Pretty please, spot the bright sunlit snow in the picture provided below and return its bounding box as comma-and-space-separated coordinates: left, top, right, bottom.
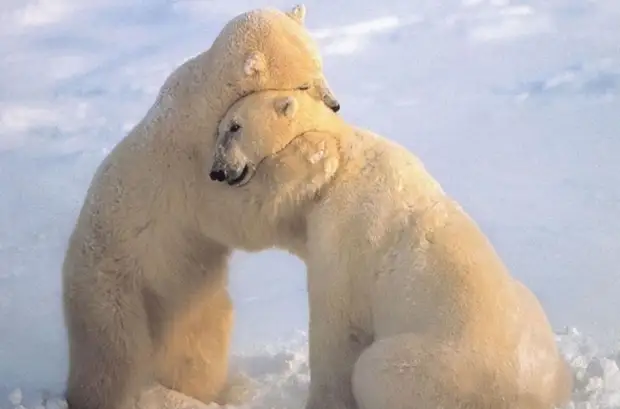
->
1, 0, 619, 408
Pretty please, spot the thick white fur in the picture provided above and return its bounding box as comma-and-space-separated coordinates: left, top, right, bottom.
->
210, 90, 573, 409
62, 6, 339, 409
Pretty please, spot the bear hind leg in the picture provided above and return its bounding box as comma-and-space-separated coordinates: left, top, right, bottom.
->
351, 334, 555, 409
156, 287, 235, 405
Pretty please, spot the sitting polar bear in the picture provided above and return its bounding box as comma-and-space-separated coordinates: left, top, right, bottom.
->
62, 5, 340, 409
208, 90, 573, 409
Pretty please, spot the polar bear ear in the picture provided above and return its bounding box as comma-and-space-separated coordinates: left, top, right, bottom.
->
274, 96, 298, 118
243, 51, 267, 77
286, 4, 306, 25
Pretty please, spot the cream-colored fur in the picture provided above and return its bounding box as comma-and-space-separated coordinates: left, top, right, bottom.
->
209, 90, 573, 409
62, 6, 340, 409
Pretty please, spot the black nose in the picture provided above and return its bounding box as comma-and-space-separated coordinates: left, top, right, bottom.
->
209, 169, 227, 182
331, 103, 340, 113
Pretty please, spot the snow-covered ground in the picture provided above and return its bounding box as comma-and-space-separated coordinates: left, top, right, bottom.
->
1, 0, 619, 407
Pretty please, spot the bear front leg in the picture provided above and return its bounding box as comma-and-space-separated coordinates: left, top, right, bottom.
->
64, 270, 154, 409
305, 265, 362, 409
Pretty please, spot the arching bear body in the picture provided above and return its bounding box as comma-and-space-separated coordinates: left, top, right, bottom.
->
209, 90, 573, 409
62, 6, 339, 409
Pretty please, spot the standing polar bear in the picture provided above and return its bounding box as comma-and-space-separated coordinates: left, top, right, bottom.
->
208, 90, 573, 409
62, 6, 340, 409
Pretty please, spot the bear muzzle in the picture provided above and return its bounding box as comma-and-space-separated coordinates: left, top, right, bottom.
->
321, 89, 340, 113
317, 78, 341, 113
327, 100, 340, 113
209, 162, 252, 187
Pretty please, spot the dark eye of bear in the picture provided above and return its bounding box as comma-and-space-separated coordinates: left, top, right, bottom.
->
298, 84, 310, 90
229, 122, 241, 132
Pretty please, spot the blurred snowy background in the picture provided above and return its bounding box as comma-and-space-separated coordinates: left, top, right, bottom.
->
0, 0, 619, 407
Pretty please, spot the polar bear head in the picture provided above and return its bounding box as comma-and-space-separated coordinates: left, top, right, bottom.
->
207, 4, 340, 113
209, 90, 342, 188
205, 89, 343, 253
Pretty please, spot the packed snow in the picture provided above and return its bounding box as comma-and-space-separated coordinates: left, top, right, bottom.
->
1, 0, 619, 408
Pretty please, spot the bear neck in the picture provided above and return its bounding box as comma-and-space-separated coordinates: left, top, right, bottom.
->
303, 125, 451, 235
101, 47, 257, 238
146, 47, 249, 153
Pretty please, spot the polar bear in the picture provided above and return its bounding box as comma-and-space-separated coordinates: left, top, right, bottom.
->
208, 90, 574, 409
62, 6, 340, 409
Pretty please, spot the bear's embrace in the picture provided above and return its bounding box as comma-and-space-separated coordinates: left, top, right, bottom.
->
208, 89, 573, 409
63, 4, 573, 409
61, 5, 339, 409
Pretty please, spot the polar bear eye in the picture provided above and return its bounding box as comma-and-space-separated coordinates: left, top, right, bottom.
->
229, 122, 241, 132
297, 84, 310, 90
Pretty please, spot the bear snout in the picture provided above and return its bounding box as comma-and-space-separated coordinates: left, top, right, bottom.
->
225, 164, 249, 186
209, 168, 228, 182
208, 163, 250, 186
323, 94, 340, 113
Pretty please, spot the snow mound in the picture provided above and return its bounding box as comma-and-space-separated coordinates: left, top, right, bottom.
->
558, 328, 620, 409
4, 329, 620, 409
